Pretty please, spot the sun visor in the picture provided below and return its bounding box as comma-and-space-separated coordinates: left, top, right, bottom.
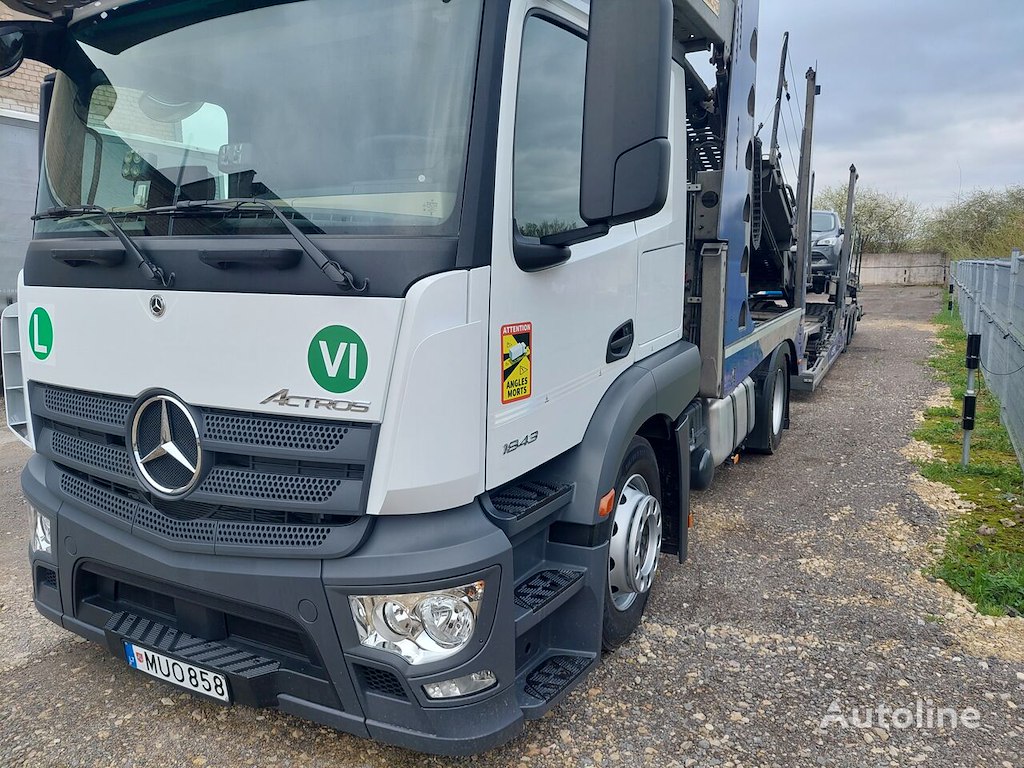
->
0, 0, 100, 20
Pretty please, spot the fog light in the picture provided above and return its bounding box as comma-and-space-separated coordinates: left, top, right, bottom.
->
29, 506, 51, 555
349, 580, 485, 665
423, 670, 497, 700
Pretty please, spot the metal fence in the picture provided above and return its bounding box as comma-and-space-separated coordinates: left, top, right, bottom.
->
954, 251, 1024, 470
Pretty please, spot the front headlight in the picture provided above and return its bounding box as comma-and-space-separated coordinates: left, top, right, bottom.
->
815, 236, 837, 247
29, 505, 51, 555
349, 580, 484, 665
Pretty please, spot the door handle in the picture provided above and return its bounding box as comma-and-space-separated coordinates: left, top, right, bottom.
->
606, 320, 634, 363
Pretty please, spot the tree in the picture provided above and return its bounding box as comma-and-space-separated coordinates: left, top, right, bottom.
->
919, 186, 1024, 260
814, 184, 923, 253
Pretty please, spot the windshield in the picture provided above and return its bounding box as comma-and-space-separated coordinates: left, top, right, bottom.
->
811, 212, 838, 234
36, 0, 483, 237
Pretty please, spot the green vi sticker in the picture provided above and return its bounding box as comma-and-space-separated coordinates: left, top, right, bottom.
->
29, 307, 53, 361
308, 325, 368, 394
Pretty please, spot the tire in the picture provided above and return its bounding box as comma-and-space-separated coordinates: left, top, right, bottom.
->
603, 436, 663, 651
747, 351, 789, 455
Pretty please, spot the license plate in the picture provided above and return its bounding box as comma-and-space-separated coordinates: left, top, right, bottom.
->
124, 642, 230, 702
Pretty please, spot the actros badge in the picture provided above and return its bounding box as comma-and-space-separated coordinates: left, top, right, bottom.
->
262, 388, 370, 413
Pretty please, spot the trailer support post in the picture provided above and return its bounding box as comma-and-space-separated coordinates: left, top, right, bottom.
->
792, 67, 817, 312
836, 164, 857, 312
768, 32, 789, 168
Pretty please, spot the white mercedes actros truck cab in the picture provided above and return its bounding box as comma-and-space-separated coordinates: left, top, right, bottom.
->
0, 0, 815, 754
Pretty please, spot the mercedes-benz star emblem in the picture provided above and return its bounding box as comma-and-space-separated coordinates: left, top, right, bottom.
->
149, 295, 165, 317
129, 394, 202, 497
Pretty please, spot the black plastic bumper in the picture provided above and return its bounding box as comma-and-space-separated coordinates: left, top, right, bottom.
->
23, 454, 524, 755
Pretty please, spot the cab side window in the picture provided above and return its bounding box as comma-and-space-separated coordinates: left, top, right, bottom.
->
513, 15, 587, 238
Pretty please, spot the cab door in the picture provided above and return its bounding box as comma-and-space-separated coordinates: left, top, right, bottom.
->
486, 1, 639, 488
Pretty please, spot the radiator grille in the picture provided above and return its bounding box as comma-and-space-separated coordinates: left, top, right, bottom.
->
43, 386, 132, 427
203, 412, 355, 452
61, 472, 139, 524
199, 468, 344, 504
58, 468, 343, 552
32, 384, 378, 548
50, 431, 135, 479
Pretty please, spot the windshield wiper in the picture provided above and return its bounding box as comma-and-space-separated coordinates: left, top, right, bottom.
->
32, 205, 174, 288
147, 198, 369, 292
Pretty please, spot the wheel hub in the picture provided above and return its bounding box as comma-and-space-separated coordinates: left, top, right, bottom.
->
772, 367, 786, 435
608, 474, 663, 611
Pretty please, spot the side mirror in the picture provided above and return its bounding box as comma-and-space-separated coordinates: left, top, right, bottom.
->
580, 0, 672, 227
0, 26, 26, 78
838, 227, 845, 236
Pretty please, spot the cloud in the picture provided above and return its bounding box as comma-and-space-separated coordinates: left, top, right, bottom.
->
756, 0, 1024, 207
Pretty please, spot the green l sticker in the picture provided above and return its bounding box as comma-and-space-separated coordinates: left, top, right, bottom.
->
308, 325, 368, 394
29, 307, 53, 361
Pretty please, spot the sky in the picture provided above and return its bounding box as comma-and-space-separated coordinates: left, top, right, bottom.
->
754, 0, 1024, 210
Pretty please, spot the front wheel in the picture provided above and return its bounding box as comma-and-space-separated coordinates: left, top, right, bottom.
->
603, 436, 663, 651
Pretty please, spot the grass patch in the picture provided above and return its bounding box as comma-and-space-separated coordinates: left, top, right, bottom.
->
914, 305, 1024, 616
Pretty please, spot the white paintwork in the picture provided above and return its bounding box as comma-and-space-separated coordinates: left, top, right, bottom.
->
369, 269, 490, 516
486, 0, 640, 490
635, 67, 688, 358
635, 244, 684, 351
485, 0, 689, 489
16, 282, 402, 422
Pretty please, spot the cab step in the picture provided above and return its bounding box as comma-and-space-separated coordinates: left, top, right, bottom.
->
484, 480, 573, 537
513, 567, 585, 635
517, 652, 594, 717
514, 568, 584, 611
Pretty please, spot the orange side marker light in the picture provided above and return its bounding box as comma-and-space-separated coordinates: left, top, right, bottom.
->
598, 489, 616, 518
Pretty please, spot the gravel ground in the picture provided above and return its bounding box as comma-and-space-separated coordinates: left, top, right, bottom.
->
1, 285, 1021, 768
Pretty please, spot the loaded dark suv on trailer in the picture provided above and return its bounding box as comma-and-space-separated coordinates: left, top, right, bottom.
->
809, 209, 843, 293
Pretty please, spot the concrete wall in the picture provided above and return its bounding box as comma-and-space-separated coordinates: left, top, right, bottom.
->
859, 253, 948, 286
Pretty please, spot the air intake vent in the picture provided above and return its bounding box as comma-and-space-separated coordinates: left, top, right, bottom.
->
199, 468, 345, 504
43, 386, 132, 428
35, 565, 58, 592
217, 522, 331, 548
355, 664, 408, 700
134, 505, 218, 544
49, 431, 135, 478
60, 472, 139, 524
203, 412, 355, 452
58, 469, 351, 553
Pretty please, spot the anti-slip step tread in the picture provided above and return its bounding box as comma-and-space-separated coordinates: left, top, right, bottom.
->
514, 569, 584, 612
105, 611, 280, 679
489, 481, 571, 520
523, 655, 590, 702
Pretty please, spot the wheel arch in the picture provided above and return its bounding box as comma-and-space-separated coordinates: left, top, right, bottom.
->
548, 340, 701, 529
